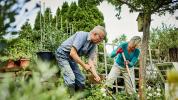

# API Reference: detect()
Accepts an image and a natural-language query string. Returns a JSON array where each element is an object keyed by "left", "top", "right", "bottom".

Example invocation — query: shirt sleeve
[
  {"left": 72, "top": 32, "right": 86, "bottom": 51},
  {"left": 110, "top": 42, "right": 126, "bottom": 58},
  {"left": 129, "top": 49, "right": 140, "bottom": 67}
]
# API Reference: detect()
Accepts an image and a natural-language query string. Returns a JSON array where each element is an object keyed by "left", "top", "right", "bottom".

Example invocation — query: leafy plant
[
  {"left": 4, "top": 38, "right": 35, "bottom": 60},
  {"left": 0, "top": 58, "right": 82, "bottom": 100}
]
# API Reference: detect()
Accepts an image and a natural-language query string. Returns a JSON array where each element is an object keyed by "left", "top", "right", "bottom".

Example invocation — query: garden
[{"left": 0, "top": 0, "right": 178, "bottom": 100}]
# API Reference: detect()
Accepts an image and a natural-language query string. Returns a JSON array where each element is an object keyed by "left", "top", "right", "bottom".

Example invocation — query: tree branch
[
  {"left": 151, "top": 1, "right": 173, "bottom": 14},
  {"left": 118, "top": 0, "right": 143, "bottom": 12},
  {"left": 155, "top": 7, "right": 174, "bottom": 13}
]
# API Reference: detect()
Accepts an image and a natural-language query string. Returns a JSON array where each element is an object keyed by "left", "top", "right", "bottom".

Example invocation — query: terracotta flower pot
[
  {"left": 7, "top": 59, "right": 16, "bottom": 68},
  {"left": 19, "top": 58, "right": 30, "bottom": 68}
]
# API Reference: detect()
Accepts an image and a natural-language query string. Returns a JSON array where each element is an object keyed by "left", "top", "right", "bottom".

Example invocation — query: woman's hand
[{"left": 124, "top": 60, "right": 130, "bottom": 65}]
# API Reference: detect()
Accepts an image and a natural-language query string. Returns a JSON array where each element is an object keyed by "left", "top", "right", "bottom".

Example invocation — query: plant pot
[
  {"left": 36, "top": 52, "right": 55, "bottom": 62},
  {"left": 169, "top": 48, "right": 178, "bottom": 62},
  {"left": 6, "top": 59, "right": 16, "bottom": 68},
  {"left": 19, "top": 58, "right": 30, "bottom": 68}
]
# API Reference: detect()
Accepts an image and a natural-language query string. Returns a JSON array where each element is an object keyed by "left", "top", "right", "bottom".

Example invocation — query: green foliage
[
  {"left": 0, "top": 59, "right": 82, "bottom": 100},
  {"left": 5, "top": 38, "right": 35, "bottom": 60},
  {"left": 34, "top": 12, "right": 43, "bottom": 30},
  {"left": 106, "top": 0, "right": 177, "bottom": 15},
  {"left": 145, "top": 86, "right": 164, "bottom": 100},
  {"left": 0, "top": 0, "right": 36, "bottom": 36},
  {"left": 31, "top": 1, "right": 105, "bottom": 52},
  {"left": 67, "top": 2, "right": 77, "bottom": 22},
  {"left": 84, "top": 85, "right": 113, "bottom": 100},
  {"left": 150, "top": 24, "right": 178, "bottom": 60},
  {"left": 52, "top": 8, "right": 61, "bottom": 30},
  {"left": 0, "top": 0, "right": 20, "bottom": 33},
  {"left": 112, "top": 34, "right": 127, "bottom": 44}
]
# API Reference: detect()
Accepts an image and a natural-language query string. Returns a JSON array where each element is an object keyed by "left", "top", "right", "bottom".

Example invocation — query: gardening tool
[
  {"left": 116, "top": 48, "right": 135, "bottom": 92},
  {"left": 105, "top": 87, "right": 117, "bottom": 100}
]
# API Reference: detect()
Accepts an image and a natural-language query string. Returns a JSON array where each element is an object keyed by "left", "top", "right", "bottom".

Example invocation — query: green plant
[
  {"left": 150, "top": 24, "right": 178, "bottom": 61},
  {"left": 115, "top": 91, "right": 138, "bottom": 100},
  {"left": 84, "top": 85, "right": 113, "bottom": 100},
  {"left": 5, "top": 38, "right": 35, "bottom": 60},
  {"left": 0, "top": 58, "right": 82, "bottom": 100},
  {"left": 145, "top": 85, "right": 164, "bottom": 100}
]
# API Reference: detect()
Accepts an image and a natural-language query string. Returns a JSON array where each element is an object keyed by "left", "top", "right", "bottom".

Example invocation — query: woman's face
[{"left": 128, "top": 42, "right": 137, "bottom": 51}]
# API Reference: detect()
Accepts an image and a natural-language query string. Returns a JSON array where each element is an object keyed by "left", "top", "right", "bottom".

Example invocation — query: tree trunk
[
  {"left": 139, "top": 13, "right": 151, "bottom": 100},
  {"left": 169, "top": 48, "right": 178, "bottom": 62}
]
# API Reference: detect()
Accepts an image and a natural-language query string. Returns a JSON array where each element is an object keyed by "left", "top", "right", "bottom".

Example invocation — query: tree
[
  {"left": 61, "top": 2, "right": 69, "bottom": 33},
  {"left": 34, "top": 12, "right": 43, "bottom": 30},
  {"left": 104, "top": 0, "right": 178, "bottom": 99},
  {"left": 67, "top": 2, "right": 78, "bottom": 22},
  {"left": 52, "top": 8, "right": 61, "bottom": 30},
  {"left": 43, "top": 8, "right": 53, "bottom": 26}
]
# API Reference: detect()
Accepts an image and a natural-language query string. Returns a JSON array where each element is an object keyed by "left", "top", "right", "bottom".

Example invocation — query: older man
[{"left": 55, "top": 25, "right": 106, "bottom": 94}]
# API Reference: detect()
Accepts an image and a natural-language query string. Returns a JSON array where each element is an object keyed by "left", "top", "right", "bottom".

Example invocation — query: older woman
[{"left": 105, "top": 36, "right": 141, "bottom": 95}]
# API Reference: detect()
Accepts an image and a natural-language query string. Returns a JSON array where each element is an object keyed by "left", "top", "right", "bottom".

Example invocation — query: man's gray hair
[
  {"left": 91, "top": 25, "right": 107, "bottom": 35},
  {"left": 130, "top": 36, "right": 141, "bottom": 46}
]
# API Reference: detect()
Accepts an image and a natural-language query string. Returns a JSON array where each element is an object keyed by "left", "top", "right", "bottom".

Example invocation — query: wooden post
[
  {"left": 112, "top": 43, "right": 118, "bottom": 93},
  {"left": 96, "top": 45, "right": 98, "bottom": 68},
  {"left": 103, "top": 40, "right": 107, "bottom": 76},
  {"left": 148, "top": 45, "right": 153, "bottom": 65},
  {"left": 139, "top": 52, "right": 143, "bottom": 100}
]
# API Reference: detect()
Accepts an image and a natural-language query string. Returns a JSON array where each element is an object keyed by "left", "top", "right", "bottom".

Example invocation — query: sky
[{"left": 10, "top": 0, "right": 178, "bottom": 50}]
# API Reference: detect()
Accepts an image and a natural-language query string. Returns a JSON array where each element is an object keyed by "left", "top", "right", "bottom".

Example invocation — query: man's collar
[{"left": 87, "top": 32, "right": 92, "bottom": 41}]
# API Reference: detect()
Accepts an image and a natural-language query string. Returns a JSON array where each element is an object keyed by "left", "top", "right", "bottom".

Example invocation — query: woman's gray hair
[
  {"left": 130, "top": 36, "right": 141, "bottom": 46},
  {"left": 91, "top": 25, "right": 107, "bottom": 35}
]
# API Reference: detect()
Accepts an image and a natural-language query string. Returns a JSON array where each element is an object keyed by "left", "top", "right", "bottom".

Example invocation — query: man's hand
[
  {"left": 94, "top": 74, "right": 101, "bottom": 82},
  {"left": 84, "top": 64, "right": 91, "bottom": 71}
]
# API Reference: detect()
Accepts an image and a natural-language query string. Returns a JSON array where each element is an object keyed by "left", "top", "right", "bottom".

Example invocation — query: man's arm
[
  {"left": 70, "top": 47, "right": 90, "bottom": 70},
  {"left": 88, "top": 51, "right": 101, "bottom": 82}
]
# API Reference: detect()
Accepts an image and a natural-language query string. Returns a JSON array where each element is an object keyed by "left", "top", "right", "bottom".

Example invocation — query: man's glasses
[{"left": 96, "top": 33, "right": 104, "bottom": 40}]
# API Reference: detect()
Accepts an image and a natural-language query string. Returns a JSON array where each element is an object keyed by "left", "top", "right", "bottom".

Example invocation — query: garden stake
[
  {"left": 121, "top": 52, "right": 136, "bottom": 93},
  {"left": 105, "top": 88, "right": 117, "bottom": 100},
  {"left": 116, "top": 48, "right": 135, "bottom": 92}
]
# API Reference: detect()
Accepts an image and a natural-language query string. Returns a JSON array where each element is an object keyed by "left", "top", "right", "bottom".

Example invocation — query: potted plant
[
  {"left": 6, "top": 38, "right": 34, "bottom": 68},
  {"left": 36, "top": 26, "right": 57, "bottom": 62}
]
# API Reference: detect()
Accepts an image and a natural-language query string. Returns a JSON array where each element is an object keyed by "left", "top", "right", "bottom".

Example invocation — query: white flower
[
  {"left": 154, "top": 92, "right": 157, "bottom": 95},
  {"left": 100, "top": 88, "right": 106, "bottom": 92},
  {"left": 148, "top": 93, "right": 152, "bottom": 97},
  {"left": 148, "top": 86, "right": 152, "bottom": 91},
  {"left": 157, "top": 93, "right": 161, "bottom": 96},
  {"left": 102, "top": 93, "right": 106, "bottom": 97},
  {"left": 157, "top": 88, "right": 161, "bottom": 92},
  {"left": 147, "top": 97, "right": 150, "bottom": 99}
]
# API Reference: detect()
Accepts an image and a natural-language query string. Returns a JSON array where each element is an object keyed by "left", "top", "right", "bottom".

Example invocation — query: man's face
[{"left": 91, "top": 30, "right": 105, "bottom": 44}]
